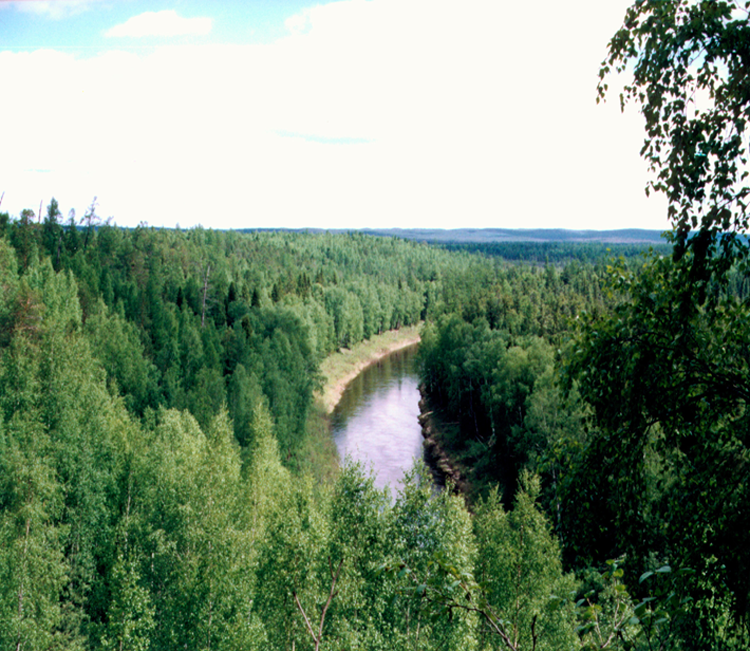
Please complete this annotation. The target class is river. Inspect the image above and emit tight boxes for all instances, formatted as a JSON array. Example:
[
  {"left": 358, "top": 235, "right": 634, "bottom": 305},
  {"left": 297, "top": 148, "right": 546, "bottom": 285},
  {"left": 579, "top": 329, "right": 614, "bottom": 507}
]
[{"left": 331, "top": 344, "right": 424, "bottom": 493}]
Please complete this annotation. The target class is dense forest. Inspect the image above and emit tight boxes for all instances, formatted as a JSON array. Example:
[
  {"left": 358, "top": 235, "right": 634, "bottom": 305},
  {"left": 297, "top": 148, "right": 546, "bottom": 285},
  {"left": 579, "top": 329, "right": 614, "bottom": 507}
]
[
  {"left": 3, "top": 1, "right": 750, "bottom": 648},
  {"left": 0, "top": 207, "right": 599, "bottom": 650},
  {"left": 1, "top": 196, "right": 747, "bottom": 650}
]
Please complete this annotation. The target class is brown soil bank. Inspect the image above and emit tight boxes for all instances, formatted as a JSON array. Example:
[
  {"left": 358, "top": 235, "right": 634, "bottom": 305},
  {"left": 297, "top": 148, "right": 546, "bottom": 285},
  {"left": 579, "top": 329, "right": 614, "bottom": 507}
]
[{"left": 418, "top": 385, "right": 471, "bottom": 497}]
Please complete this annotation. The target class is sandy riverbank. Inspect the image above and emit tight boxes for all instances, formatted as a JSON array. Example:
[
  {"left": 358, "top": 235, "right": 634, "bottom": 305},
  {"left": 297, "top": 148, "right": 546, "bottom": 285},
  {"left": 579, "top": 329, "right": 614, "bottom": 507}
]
[{"left": 317, "top": 325, "right": 422, "bottom": 414}]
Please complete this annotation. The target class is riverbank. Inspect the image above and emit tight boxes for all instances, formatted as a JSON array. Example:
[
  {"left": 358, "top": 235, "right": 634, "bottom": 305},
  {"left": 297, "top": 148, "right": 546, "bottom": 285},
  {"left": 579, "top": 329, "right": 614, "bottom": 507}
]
[
  {"left": 418, "top": 385, "right": 471, "bottom": 498},
  {"left": 318, "top": 325, "right": 422, "bottom": 414}
]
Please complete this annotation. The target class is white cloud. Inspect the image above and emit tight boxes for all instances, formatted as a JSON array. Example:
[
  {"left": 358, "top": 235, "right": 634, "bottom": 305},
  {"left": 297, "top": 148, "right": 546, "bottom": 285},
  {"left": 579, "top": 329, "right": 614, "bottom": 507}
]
[
  {"left": 105, "top": 10, "right": 213, "bottom": 38},
  {"left": 0, "top": 0, "right": 670, "bottom": 232},
  {"left": 10, "top": 0, "right": 100, "bottom": 20},
  {"left": 284, "top": 9, "right": 313, "bottom": 36}
]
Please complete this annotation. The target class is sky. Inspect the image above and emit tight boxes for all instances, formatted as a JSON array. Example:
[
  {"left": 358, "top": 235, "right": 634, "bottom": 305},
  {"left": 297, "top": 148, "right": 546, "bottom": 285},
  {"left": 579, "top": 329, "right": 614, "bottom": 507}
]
[{"left": 0, "top": 0, "right": 671, "bottom": 231}]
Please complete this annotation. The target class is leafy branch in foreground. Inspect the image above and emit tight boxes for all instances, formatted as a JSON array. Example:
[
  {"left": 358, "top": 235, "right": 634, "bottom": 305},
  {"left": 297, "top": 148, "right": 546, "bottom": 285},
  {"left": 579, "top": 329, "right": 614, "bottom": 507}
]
[
  {"left": 577, "top": 559, "right": 691, "bottom": 651},
  {"left": 564, "top": 252, "right": 750, "bottom": 645},
  {"left": 292, "top": 557, "right": 344, "bottom": 651},
  {"left": 601, "top": 0, "right": 750, "bottom": 281},
  {"left": 378, "top": 555, "right": 531, "bottom": 651}
]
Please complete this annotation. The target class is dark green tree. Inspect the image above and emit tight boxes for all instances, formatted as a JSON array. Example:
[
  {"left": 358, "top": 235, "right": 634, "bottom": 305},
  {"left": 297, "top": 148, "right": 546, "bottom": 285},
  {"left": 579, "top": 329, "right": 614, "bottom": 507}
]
[
  {"left": 565, "top": 256, "right": 750, "bottom": 646},
  {"left": 42, "top": 198, "right": 64, "bottom": 269}
]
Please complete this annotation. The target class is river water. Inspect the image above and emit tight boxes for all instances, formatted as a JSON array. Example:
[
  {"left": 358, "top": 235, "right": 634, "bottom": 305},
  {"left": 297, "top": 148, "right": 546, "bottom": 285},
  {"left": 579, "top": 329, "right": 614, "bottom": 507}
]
[{"left": 331, "top": 344, "right": 424, "bottom": 493}]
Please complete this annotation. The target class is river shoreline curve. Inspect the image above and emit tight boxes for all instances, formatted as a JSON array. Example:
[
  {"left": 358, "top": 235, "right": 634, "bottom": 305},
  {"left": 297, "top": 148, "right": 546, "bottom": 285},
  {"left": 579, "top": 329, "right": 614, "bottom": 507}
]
[
  {"left": 418, "top": 385, "right": 471, "bottom": 497},
  {"left": 318, "top": 325, "right": 422, "bottom": 415},
  {"left": 317, "top": 325, "right": 469, "bottom": 498}
]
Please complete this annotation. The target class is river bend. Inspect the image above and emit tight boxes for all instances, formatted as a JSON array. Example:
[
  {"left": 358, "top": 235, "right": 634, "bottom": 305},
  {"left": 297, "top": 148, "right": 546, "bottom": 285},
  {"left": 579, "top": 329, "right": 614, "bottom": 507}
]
[{"left": 331, "top": 344, "right": 423, "bottom": 493}]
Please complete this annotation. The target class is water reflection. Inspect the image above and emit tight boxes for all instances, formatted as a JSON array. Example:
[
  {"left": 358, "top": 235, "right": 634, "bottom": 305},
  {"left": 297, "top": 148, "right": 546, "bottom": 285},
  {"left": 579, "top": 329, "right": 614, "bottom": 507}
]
[{"left": 331, "top": 344, "right": 423, "bottom": 493}]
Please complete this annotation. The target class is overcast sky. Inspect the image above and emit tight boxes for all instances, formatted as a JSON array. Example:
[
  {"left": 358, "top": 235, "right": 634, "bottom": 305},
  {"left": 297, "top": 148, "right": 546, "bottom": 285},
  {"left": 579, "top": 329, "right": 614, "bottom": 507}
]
[{"left": 0, "top": 0, "right": 670, "bottom": 231}]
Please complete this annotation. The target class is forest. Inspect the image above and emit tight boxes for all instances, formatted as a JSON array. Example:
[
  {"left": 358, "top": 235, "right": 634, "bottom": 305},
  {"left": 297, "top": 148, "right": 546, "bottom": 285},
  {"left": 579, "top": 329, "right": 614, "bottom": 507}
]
[
  {"left": 1, "top": 198, "right": 747, "bottom": 650},
  {"left": 3, "top": 1, "right": 750, "bottom": 648}
]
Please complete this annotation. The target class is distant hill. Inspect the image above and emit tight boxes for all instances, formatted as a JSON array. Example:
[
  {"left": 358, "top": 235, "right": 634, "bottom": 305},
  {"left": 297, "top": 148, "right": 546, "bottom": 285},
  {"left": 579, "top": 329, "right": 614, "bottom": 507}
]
[{"left": 358, "top": 228, "right": 668, "bottom": 245}]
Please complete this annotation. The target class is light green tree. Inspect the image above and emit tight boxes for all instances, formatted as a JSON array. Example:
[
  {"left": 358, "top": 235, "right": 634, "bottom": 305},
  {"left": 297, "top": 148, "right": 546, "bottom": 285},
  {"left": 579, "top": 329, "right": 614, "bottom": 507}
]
[
  {"left": 386, "top": 473, "right": 578, "bottom": 651},
  {"left": 0, "top": 420, "right": 71, "bottom": 651},
  {"left": 100, "top": 552, "right": 154, "bottom": 651},
  {"left": 134, "top": 407, "right": 265, "bottom": 650},
  {"left": 473, "top": 474, "right": 578, "bottom": 651}
]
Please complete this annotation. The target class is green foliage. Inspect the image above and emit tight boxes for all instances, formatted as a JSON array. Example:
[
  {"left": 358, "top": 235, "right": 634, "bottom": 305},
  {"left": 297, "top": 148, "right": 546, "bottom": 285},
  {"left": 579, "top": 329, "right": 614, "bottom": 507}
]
[
  {"left": 473, "top": 474, "right": 578, "bottom": 651},
  {"left": 0, "top": 239, "right": 19, "bottom": 344},
  {"left": 254, "top": 474, "right": 332, "bottom": 649},
  {"left": 387, "top": 467, "right": 480, "bottom": 650},
  {"left": 565, "top": 252, "right": 750, "bottom": 646},
  {"left": 558, "top": 5, "right": 750, "bottom": 643},
  {"left": 84, "top": 301, "right": 160, "bottom": 416},
  {"left": 575, "top": 559, "right": 699, "bottom": 651},
  {"left": 0, "top": 255, "right": 135, "bottom": 645},
  {"left": 132, "top": 408, "right": 262, "bottom": 649},
  {"left": 419, "top": 305, "right": 589, "bottom": 504},
  {"left": 381, "top": 473, "right": 578, "bottom": 651},
  {"left": 100, "top": 553, "right": 154, "bottom": 651},
  {"left": 0, "top": 418, "right": 71, "bottom": 651},
  {"left": 0, "top": 214, "right": 695, "bottom": 649},
  {"left": 443, "top": 240, "right": 671, "bottom": 265}
]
